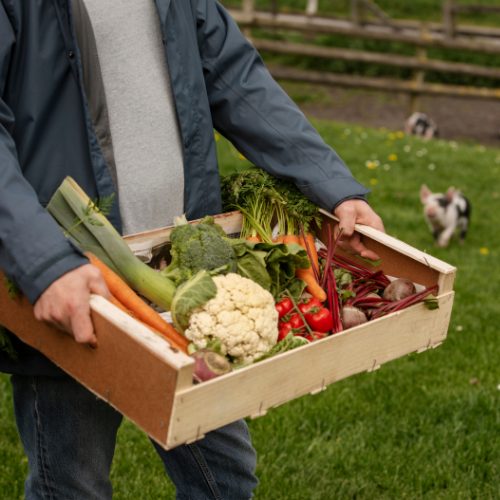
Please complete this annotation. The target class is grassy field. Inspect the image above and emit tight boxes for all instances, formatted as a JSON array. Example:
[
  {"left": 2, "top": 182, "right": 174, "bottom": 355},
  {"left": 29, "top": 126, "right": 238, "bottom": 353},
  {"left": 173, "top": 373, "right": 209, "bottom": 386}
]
[{"left": 2, "top": 121, "right": 500, "bottom": 498}]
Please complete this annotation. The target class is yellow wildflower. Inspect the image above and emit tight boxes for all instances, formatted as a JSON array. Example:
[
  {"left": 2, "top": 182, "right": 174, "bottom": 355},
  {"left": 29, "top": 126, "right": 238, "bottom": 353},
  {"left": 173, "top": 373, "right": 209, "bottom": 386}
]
[
  {"left": 370, "top": 178, "right": 378, "bottom": 185},
  {"left": 239, "top": 153, "right": 246, "bottom": 160},
  {"left": 214, "top": 133, "right": 220, "bottom": 142},
  {"left": 388, "top": 133, "right": 396, "bottom": 141},
  {"left": 396, "top": 131, "right": 404, "bottom": 138},
  {"left": 479, "top": 248, "right": 489, "bottom": 255},
  {"left": 388, "top": 154, "right": 398, "bottom": 161}
]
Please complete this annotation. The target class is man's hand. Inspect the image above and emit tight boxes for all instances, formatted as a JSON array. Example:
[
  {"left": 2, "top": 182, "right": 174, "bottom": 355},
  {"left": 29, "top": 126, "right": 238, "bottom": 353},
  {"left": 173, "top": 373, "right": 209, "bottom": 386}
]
[
  {"left": 333, "top": 199, "right": 385, "bottom": 262},
  {"left": 34, "top": 264, "right": 110, "bottom": 345}
]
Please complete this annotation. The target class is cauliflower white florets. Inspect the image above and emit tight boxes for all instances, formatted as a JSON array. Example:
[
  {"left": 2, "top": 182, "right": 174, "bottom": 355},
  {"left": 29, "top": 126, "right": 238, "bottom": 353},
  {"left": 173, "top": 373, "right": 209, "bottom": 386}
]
[{"left": 184, "top": 273, "right": 279, "bottom": 364}]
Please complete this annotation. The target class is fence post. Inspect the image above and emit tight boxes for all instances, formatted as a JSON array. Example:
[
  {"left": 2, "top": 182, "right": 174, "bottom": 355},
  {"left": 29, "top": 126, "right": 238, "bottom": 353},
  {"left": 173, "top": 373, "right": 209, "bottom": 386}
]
[
  {"left": 408, "top": 44, "right": 427, "bottom": 117},
  {"left": 271, "top": 0, "right": 278, "bottom": 17},
  {"left": 443, "top": 2, "right": 456, "bottom": 39},
  {"left": 242, "top": 0, "right": 254, "bottom": 39},
  {"left": 350, "top": 0, "right": 361, "bottom": 26}
]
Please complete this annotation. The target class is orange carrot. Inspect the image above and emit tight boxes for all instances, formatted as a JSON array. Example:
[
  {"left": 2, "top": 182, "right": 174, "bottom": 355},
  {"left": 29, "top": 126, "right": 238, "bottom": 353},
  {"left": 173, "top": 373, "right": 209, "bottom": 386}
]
[
  {"left": 246, "top": 236, "right": 262, "bottom": 242},
  {"left": 296, "top": 268, "right": 327, "bottom": 302},
  {"left": 283, "top": 234, "right": 300, "bottom": 246},
  {"left": 109, "top": 295, "right": 169, "bottom": 340},
  {"left": 86, "top": 252, "right": 189, "bottom": 353},
  {"left": 275, "top": 235, "right": 286, "bottom": 243},
  {"left": 299, "top": 232, "right": 320, "bottom": 277}
]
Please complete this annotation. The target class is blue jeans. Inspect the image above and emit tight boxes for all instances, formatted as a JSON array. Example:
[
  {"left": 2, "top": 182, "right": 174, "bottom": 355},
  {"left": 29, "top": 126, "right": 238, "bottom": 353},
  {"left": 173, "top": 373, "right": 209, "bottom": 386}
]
[{"left": 11, "top": 375, "right": 258, "bottom": 499}]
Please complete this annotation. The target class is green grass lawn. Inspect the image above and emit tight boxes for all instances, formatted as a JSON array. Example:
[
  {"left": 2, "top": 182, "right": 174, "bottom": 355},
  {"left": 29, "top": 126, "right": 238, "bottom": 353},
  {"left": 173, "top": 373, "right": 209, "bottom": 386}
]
[{"left": 2, "top": 122, "right": 500, "bottom": 499}]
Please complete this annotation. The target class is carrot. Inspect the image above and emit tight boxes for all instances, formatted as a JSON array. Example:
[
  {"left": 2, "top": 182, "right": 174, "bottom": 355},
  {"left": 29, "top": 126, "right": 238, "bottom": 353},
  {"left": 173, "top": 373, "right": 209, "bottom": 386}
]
[
  {"left": 246, "top": 236, "right": 262, "bottom": 242},
  {"left": 86, "top": 252, "right": 189, "bottom": 353},
  {"left": 275, "top": 235, "right": 286, "bottom": 243},
  {"left": 296, "top": 268, "right": 327, "bottom": 302},
  {"left": 283, "top": 234, "right": 300, "bottom": 246},
  {"left": 109, "top": 295, "right": 169, "bottom": 340},
  {"left": 299, "top": 232, "right": 320, "bottom": 277}
]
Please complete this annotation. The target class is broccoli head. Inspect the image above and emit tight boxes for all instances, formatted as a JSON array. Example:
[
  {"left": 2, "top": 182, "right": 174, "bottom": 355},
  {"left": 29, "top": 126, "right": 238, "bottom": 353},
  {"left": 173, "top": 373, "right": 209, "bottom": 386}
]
[{"left": 161, "top": 222, "right": 237, "bottom": 286}]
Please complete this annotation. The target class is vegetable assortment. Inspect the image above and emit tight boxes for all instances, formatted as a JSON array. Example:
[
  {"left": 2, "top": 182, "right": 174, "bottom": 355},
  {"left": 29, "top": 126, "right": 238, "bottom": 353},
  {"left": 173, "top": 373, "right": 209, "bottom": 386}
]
[{"left": 41, "top": 176, "right": 440, "bottom": 385}]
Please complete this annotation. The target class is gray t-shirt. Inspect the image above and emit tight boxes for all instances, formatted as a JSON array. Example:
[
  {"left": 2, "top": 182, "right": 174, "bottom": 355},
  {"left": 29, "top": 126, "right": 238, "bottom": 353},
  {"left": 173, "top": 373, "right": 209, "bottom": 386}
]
[{"left": 82, "top": 0, "right": 185, "bottom": 236}]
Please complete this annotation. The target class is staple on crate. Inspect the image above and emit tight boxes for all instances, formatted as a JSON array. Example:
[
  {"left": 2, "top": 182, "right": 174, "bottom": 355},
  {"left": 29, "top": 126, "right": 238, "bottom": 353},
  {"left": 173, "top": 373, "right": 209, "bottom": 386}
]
[
  {"left": 417, "top": 339, "right": 432, "bottom": 353},
  {"left": 367, "top": 359, "right": 381, "bottom": 372},
  {"left": 250, "top": 402, "right": 267, "bottom": 419},
  {"left": 310, "top": 378, "right": 327, "bottom": 395}
]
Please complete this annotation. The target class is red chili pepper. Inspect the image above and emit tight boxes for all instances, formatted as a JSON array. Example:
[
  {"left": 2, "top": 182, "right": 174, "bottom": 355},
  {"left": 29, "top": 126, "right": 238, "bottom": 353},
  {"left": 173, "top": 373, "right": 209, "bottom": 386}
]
[
  {"left": 298, "top": 297, "right": 323, "bottom": 316},
  {"left": 275, "top": 297, "right": 294, "bottom": 319},
  {"left": 306, "top": 307, "right": 333, "bottom": 333}
]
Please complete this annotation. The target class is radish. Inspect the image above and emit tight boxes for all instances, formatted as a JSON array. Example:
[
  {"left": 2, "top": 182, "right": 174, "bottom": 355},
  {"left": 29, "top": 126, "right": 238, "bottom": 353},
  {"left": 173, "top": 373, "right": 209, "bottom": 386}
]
[
  {"left": 191, "top": 350, "right": 232, "bottom": 382},
  {"left": 383, "top": 278, "right": 416, "bottom": 302}
]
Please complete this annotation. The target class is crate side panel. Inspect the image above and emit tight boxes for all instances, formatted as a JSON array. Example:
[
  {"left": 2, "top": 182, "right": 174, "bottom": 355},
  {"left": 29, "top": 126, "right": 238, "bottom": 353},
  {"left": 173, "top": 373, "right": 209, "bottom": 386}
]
[
  {"left": 166, "top": 292, "right": 454, "bottom": 448},
  {"left": 0, "top": 280, "right": 177, "bottom": 445}
]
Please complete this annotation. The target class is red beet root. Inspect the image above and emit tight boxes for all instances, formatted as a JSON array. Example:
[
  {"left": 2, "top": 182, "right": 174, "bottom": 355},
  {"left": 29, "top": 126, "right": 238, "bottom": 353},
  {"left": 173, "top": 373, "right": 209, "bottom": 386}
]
[
  {"left": 341, "top": 306, "right": 368, "bottom": 329},
  {"left": 191, "top": 350, "right": 232, "bottom": 382},
  {"left": 383, "top": 278, "right": 416, "bottom": 302}
]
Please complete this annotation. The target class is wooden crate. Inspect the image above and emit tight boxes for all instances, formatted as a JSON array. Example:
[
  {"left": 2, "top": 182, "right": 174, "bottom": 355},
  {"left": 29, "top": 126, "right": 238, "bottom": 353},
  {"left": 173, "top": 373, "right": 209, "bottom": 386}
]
[{"left": 0, "top": 211, "right": 456, "bottom": 449}]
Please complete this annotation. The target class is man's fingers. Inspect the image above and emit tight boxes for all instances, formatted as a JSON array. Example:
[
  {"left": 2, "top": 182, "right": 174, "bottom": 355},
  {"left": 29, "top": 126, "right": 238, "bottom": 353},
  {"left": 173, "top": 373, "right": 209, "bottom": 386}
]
[
  {"left": 70, "top": 306, "right": 97, "bottom": 344},
  {"left": 337, "top": 229, "right": 381, "bottom": 262},
  {"left": 87, "top": 267, "right": 111, "bottom": 300},
  {"left": 336, "top": 208, "right": 357, "bottom": 238},
  {"left": 359, "top": 213, "right": 386, "bottom": 233}
]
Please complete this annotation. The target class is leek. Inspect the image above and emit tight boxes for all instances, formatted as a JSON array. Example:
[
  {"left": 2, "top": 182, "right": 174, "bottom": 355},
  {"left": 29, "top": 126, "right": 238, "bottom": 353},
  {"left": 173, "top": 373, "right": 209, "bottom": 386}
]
[{"left": 48, "top": 177, "right": 177, "bottom": 311}]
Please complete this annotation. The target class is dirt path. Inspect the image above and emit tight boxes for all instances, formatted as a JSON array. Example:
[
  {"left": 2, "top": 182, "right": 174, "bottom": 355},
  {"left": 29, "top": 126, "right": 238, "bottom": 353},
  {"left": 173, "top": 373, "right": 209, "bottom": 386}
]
[{"left": 290, "top": 85, "right": 500, "bottom": 147}]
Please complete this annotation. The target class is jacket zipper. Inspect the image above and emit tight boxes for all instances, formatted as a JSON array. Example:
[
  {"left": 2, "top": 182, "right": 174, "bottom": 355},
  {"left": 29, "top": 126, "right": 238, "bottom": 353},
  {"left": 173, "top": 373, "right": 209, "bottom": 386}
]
[{"left": 65, "top": 0, "right": 80, "bottom": 82}]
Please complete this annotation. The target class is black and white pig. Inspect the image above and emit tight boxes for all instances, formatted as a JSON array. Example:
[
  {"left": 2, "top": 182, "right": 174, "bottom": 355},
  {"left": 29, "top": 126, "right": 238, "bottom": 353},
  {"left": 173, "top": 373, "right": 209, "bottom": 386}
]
[
  {"left": 420, "top": 185, "right": 471, "bottom": 247},
  {"left": 405, "top": 112, "right": 439, "bottom": 138}
]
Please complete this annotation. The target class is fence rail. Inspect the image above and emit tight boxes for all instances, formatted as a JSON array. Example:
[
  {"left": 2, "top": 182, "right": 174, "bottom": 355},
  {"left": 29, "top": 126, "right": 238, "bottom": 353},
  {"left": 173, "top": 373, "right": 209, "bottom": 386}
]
[
  {"left": 268, "top": 65, "right": 500, "bottom": 100},
  {"left": 228, "top": 0, "right": 500, "bottom": 112},
  {"left": 252, "top": 39, "right": 500, "bottom": 80}
]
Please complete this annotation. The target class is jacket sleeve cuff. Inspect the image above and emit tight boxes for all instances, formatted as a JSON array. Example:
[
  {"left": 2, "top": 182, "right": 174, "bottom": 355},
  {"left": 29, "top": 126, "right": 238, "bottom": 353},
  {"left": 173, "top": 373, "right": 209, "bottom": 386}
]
[
  {"left": 17, "top": 242, "right": 90, "bottom": 305},
  {"left": 297, "top": 177, "right": 371, "bottom": 214}
]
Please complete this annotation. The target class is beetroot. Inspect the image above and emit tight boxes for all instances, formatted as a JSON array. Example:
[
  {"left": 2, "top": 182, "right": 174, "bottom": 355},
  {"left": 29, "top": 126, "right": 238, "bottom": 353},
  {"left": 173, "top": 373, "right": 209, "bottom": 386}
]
[
  {"left": 383, "top": 278, "right": 416, "bottom": 302},
  {"left": 341, "top": 306, "right": 367, "bottom": 329},
  {"left": 191, "top": 350, "right": 232, "bottom": 382}
]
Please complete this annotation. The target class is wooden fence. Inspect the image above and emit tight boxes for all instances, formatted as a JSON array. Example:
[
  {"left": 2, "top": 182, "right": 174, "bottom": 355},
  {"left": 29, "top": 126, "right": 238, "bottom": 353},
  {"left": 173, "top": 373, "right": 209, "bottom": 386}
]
[{"left": 231, "top": 0, "right": 500, "bottom": 114}]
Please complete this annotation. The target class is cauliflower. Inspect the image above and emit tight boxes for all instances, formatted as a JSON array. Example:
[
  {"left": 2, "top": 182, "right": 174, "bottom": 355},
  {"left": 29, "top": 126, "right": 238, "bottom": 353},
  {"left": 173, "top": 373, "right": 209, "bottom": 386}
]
[{"left": 184, "top": 273, "right": 279, "bottom": 364}]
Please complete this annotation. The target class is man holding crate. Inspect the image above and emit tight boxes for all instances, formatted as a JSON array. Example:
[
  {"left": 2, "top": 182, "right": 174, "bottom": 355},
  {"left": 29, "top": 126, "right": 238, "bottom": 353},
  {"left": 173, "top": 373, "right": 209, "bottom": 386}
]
[{"left": 0, "top": 0, "right": 384, "bottom": 498}]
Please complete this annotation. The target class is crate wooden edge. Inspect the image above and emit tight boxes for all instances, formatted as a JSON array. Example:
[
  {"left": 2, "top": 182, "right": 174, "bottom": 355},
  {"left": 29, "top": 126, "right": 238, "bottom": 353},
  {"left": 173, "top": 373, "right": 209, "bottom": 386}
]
[
  {"left": 319, "top": 209, "right": 456, "bottom": 276},
  {"left": 89, "top": 295, "right": 194, "bottom": 390},
  {"left": 164, "top": 291, "right": 454, "bottom": 448},
  {"left": 123, "top": 211, "right": 244, "bottom": 247}
]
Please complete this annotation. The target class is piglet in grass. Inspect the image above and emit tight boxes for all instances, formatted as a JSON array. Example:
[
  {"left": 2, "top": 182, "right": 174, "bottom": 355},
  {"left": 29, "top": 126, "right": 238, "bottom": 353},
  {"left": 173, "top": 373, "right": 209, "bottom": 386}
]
[{"left": 420, "top": 185, "right": 471, "bottom": 247}]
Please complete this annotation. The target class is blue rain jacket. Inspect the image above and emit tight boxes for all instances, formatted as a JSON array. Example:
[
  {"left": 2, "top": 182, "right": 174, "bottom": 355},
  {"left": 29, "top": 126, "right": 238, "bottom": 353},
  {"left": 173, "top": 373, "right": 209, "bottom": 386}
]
[{"left": 0, "top": 0, "right": 369, "bottom": 375}]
